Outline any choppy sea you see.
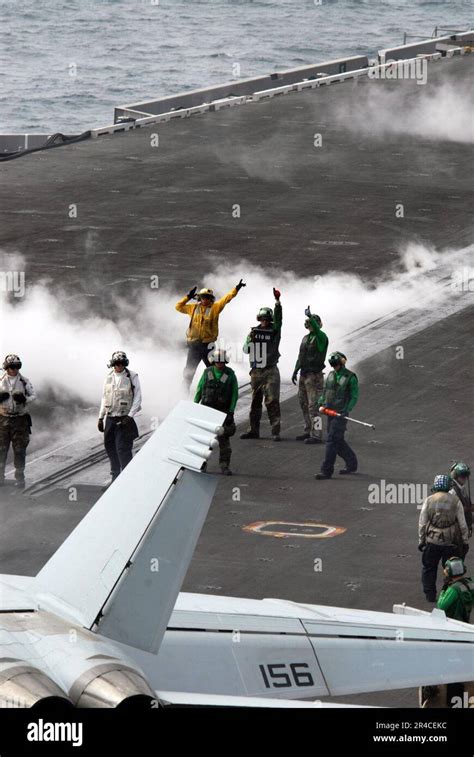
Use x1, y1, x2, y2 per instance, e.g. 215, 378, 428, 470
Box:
0, 0, 471, 132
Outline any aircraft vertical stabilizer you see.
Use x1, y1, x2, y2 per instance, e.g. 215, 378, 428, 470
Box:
32, 401, 224, 653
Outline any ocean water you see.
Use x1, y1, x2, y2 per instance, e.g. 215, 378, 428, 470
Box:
0, 0, 471, 132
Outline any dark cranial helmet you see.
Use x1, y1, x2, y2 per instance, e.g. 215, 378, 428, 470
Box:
3, 354, 22, 370
257, 307, 273, 321
431, 474, 452, 493
328, 351, 347, 367
305, 314, 322, 329
450, 461, 470, 478
108, 351, 129, 368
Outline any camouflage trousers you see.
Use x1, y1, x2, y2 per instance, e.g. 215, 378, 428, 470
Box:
298, 371, 324, 439
218, 416, 236, 466
248, 365, 281, 436
0, 415, 30, 481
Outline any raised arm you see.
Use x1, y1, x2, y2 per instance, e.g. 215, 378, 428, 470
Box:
273, 289, 282, 331
175, 285, 198, 314
214, 287, 238, 314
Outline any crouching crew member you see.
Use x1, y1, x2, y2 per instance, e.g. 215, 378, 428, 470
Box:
98, 351, 141, 482
420, 556, 474, 708
418, 474, 469, 602
438, 556, 474, 622
0, 354, 36, 489
176, 280, 245, 390
194, 350, 238, 475
438, 557, 474, 707
292, 306, 328, 444
241, 288, 283, 442
315, 351, 358, 479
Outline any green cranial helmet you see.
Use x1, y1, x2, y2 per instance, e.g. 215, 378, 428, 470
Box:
257, 307, 273, 322
450, 461, 471, 478
444, 556, 466, 578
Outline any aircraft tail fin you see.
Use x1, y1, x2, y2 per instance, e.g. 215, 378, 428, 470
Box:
32, 401, 224, 654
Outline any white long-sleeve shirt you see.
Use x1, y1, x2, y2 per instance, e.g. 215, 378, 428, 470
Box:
418, 492, 469, 545
98, 369, 142, 419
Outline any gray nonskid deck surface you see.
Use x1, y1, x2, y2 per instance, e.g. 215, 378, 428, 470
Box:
0, 56, 472, 307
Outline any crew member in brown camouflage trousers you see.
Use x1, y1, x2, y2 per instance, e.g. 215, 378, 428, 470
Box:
449, 462, 472, 538
0, 354, 36, 489
292, 306, 329, 444
241, 288, 282, 442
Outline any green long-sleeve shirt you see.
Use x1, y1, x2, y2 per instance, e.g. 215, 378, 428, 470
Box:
194, 365, 239, 412
437, 578, 474, 622
307, 315, 327, 352
343, 372, 359, 413
294, 315, 329, 374
319, 368, 359, 413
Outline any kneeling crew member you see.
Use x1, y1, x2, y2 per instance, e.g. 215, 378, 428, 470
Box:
437, 556, 474, 622
0, 354, 36, 489
418, 474, 469, 602
98, 351, 142, 482
292, 306, 328, 444
194, 350, 238, 475
315, 351, 358, 479
241, 288, 282, 441
176, 280, 245, 390
438, 556, 474, 707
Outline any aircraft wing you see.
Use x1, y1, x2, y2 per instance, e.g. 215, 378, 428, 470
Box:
125, 592, 474, 700
157, 691, 375, 707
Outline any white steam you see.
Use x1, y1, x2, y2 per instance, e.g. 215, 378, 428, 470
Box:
341, 80, 474, 144
0, 242, 472, 441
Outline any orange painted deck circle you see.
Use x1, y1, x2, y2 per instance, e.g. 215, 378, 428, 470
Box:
242, 521, 346, 538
